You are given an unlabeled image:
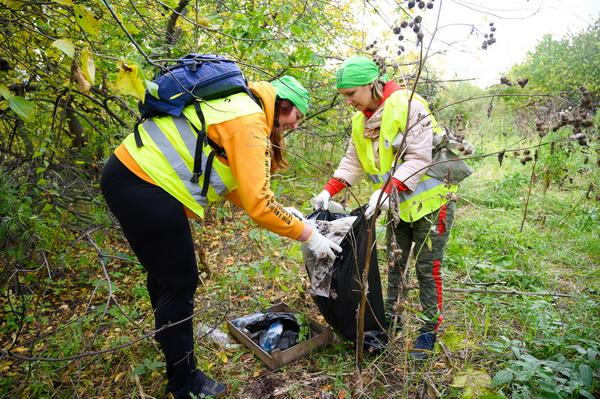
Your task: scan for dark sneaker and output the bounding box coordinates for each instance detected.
[198,377,227,398]
[168,375,227,399]
[409,331,436,360]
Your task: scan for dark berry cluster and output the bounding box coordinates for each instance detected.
[548,87,596,145]
[454,114,464,132]
[532,86,596,145]
[373,55,387,70]
[364,41,387,70]
[500,77,528,88]
[406,0,434,10]
[365,40,379,57]
[363,44,390,71]
[512,149,534,165]
[481,22,497,49]
[393,14,425,54]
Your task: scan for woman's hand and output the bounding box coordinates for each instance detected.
[305,230,342,260]
[311,190,331,211]
[364,189,389,219]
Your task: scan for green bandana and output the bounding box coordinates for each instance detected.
[336,56,380,89]
[271,75,310,115]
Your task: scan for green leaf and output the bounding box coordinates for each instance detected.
[441,327,471,351]
[567,345,587,356]
[145,360,165,370]
[578,364,592,387]
[8,96,35,123]
[491,369,513,386]
[73,5,100,38]
[248,229,262,241]
[0,84,12,99]
[5,0,26,9]
[53,0,73,5]
[145,80,159,99]
[538,389,561,399]
[451,369,492,399]
[580,389,595,399]
[587,348,597,361]
[51,39,75,58]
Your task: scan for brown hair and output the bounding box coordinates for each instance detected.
[371,79,385,102]
[270,98,293,171]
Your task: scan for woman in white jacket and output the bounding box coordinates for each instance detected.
[313,56,456,359]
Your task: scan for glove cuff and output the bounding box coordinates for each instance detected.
[384,178,409,194]
[305,228,317,243]
[324,178,348,196]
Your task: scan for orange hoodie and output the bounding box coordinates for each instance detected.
[114,81,305,240]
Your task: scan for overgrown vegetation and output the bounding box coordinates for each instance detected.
[1,1,598,398]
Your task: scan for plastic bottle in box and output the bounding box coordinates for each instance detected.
[259,321,283,352]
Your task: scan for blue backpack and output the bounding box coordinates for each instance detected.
[135,54,261,187]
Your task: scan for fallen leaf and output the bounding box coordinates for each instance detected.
[12,347,28,353]
[113,371,125,382]
[217,351,228,364]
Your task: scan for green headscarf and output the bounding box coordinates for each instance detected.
[336,56,380,89]
[271,75,310,115]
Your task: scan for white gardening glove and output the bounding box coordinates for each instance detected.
[311,190,331,211]
[364,189,389,219]
[305,230,342,260]
[284,206,304,220]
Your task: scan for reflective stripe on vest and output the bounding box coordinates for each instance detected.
[122,92,261,218]
[368,171,391,184]
[397,176,444,203]
[144,118,228,199]
[396,177,457,222]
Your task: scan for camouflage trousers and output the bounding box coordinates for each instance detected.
[385,202,455,332]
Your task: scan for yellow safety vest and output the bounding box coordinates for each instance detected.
[123,92,263,218]
[351,90,457,222]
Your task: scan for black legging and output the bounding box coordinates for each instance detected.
[100,154,205,397]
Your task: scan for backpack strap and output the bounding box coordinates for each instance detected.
[189,89,263,184]
[190,102,207,184]
[201,150,217,197]
[134,118,144,147]
[206,135,227,158]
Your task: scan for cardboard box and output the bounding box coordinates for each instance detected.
[226,302,332,370]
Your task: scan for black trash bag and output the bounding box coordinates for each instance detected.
[231,311,299,351]
[305,208,388,352]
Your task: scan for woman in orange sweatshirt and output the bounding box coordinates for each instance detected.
[100,75,340,398]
